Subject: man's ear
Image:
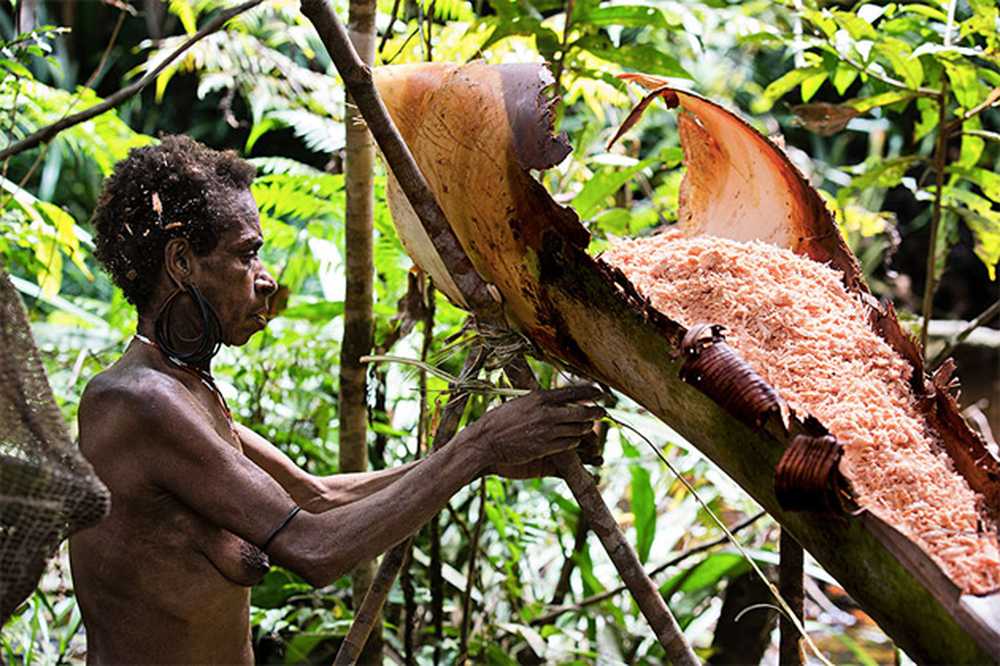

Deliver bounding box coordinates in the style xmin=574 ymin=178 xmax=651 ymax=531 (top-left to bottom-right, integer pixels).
xmin=163 ymin=238 xmax=193 ymax=286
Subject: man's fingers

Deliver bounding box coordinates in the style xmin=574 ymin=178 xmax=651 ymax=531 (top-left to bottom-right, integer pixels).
xmin=549 ymin=422 xmax=596 ymax=440
xmin=540 ymin=384 xmax=604 ymax=405
xmin=551 ymin=404 xmax=606 ymax=423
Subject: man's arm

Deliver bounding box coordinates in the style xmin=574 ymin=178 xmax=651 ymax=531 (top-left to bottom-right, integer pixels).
xmin=236 ymin=422 xmax=420 ymax=512
xmin=114 ymin=377 xmax=602 ymax=587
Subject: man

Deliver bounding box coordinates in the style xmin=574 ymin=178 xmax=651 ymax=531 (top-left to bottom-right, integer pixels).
xmin=69 ymin=136 xmax=604 ymax=664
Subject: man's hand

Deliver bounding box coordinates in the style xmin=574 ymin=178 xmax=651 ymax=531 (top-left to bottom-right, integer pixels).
xmin=465 ymin=385 xmax=606 ymax=470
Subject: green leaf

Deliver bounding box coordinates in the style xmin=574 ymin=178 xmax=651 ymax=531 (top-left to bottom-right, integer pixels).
xmin=760 ymin=67 xmax=825 ymax=112
xmin=0 ymin=58 xmax=30 ymax=78
xmin=661 ymin=552 xmax=749 ymax=598
xmin=577 ymin=5 xmax=678 ymax=30
xmin=575 ymin=37 xmax=691 ymax=80
xmin=572 ymin=157 xmax=655 ymax=220
xmin=914 ymin=97 xmax=938 ymax=141
xmin=876 ymin=38 xmax=923 ymax=89
xmin=943 ymin=189 xmax=999 ymax=279
xmin=961 ymin=168 xmax=1000 ymax=203
xmin=833 ymin=10 xmax=878 ymax=40
xmin=850 ymin=156 xmax=921 ymax=190
xmin=800 ymin=71 xmax=827 ymax=102
xmin=832 ymin=63 xmax=858 ymax=95
xmin=847 ymin=89 xmax=916 ymax=113
xmin=629 ymin=463 xmax=656 ymax=563
xmin=943 ymin=60 xmax=985 ymax=109
xmin=957 ymin=117 xmax=986 ymax=168
xmin=280 ymin=300 xmax=344 ymax=321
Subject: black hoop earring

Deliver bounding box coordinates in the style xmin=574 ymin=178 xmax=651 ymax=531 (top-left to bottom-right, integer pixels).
xmin=154 ymin=283 xmax=222 ymax=366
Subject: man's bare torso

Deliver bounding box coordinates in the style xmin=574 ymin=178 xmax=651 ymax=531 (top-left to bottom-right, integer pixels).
xmin=70 ymin=343 xmax=268 ymax=665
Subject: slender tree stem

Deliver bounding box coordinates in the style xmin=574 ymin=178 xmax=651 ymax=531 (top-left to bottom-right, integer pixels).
xmin=0 ymin=0 xmax=265 ymax=162
xmin=457 ymin=479 xmax=487 ymax=662
xmin=930 ymin=298 xmax=1000 ymax=368
xmin=779 ymin=529 xmax=805 ymax=666
xmin=920 ymin=85 xmax=951 ymax=354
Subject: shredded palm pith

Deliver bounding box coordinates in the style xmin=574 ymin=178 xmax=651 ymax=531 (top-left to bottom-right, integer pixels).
xmin=604 ymin=229 xmax=1000 ymax=594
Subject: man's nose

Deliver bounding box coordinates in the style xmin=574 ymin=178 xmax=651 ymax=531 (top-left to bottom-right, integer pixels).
xmin=255 ymin=271 xmax=278 ymax=297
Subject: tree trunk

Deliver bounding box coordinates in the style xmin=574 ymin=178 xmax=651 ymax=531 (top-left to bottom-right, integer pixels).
xmin=339 ymin=0 xmax=379 ymax=660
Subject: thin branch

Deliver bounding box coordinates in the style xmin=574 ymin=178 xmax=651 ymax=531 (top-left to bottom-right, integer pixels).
xmin=0 ymin=0 xmax=265 ymax=162
xmin=376 ymin=0 xmax=402 ymax=56
xmin=530 ymin=511 xmax=765 ymax=625
xmin=945 ymin=87 xmax=1000 ymax=134
xmin=921 ymin=85 xmax=951 ymax=353
xmin=550 ymin=0 xmax=575 ymax=102
xmin=930 ymin=298 xmax=1000 ymax=368
xmin=457 ymin=479 xmax=487 ymax=662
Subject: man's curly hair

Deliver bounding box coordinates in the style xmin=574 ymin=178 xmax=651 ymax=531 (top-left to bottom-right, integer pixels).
xmin=92 ymin=135 xmax=257 ymax=310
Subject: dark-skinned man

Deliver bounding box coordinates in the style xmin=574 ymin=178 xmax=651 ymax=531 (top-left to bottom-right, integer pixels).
xmin=69 ymin=136 xmax=604 ymax=664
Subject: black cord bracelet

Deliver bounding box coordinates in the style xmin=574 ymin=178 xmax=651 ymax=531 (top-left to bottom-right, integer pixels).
xmin=261 ymin=505 xmax=302 ymax=552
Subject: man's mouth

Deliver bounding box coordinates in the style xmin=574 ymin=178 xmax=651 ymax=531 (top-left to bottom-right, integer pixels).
xmin=251 ymin=311 xmax=269 ymax=326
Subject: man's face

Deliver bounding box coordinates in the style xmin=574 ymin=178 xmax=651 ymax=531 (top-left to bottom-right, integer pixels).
xmin=189 ymin=189 xmax=276 ymax=346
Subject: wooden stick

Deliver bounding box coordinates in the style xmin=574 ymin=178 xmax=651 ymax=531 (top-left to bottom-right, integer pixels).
xmin=0 ymin=0 xmax=265 ymax=162
xmin=779 ymin=528 xmax=805 ymax=666
xmin=299 ymin=2 xmax=696 ymax=662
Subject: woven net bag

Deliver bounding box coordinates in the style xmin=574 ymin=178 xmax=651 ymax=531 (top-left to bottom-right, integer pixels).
xmin=0 ymin=266 xmax=109 ymax=623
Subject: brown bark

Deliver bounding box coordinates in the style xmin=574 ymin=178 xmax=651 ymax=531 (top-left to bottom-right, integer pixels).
xmin=779 ymin=529 xmax=805 ymax=666
xmin=338 ymin=0 xmax=380 ymax=659
xmin=708 ymin=571 xmax=777 ymax=665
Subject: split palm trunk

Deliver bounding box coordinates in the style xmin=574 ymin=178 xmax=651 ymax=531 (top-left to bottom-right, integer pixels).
xmin=370 ymin=62 xmax=1000 ymax=663
xmin=339 ymin=0 xmax=381 ymax=659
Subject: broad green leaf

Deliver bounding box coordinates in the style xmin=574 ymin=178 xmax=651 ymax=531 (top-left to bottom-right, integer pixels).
xmin=847 ymin=89 xmax=916 ymax=113
xmin=850 ymin=156 xmax=921 ymax=189
xmin=629 ymin=463 xmax=655 ymax=563
xmin=876 ymin=38 xmax=923 ymax=89
xmin=800 ymin=71 xmax=827 ymax=102
xmin=572 ymin=157 xmax=655 ymax=220
xmin=832 ymin=63 xmax=858 ymax=95
xmin=957 ymin=116 xmax=985 ymax=168
xmin=942 ymin=189 xmax=999 ymax=279
xmin=943 ymin=60 xmax=985 ymax=109
xmin=914 ymin=97 xmax=938 ymax=141
xmin=279 ymin=300 xmax=345 ymax=321
xmin=960 ymin=168 xmax=1000 ymax=203
xmin=577 ymin=5 xmax=678 ymax=30
xmin=833 ymin=10 xmax=878 ymax=40
xmin=899 ymin=3 xmax=947 ymax=21
xmin=575 ymin=37 xmax=691 ymax=80
xmin=802 ymin=8 xmax=836 ymax=39
xmin=0 ymin=58 xmax=31 ymax=78
xmin=661 ymin=552 xmax=749 ymax=597
xmin=760 ymin=67 xmax=825 ymax=111
xmin=168 ymin=0 xmax=198 ymax=35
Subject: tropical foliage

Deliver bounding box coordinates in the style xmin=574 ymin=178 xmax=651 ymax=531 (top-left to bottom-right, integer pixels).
xmin=1 ymin=0 xmax=997 ymax=663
